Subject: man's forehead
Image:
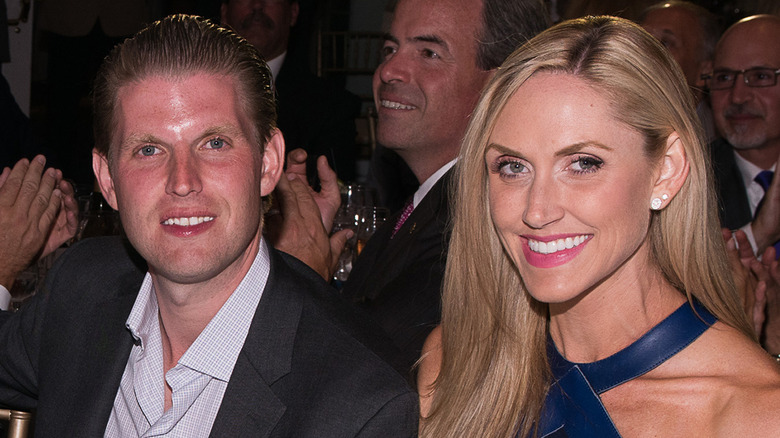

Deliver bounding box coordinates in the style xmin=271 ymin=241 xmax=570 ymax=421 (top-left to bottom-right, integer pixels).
xmin=644 ymin=7 xmax=697 ymax=32
xmin=112 ymin=73 xmax=259 ymax=147
xmin=716 ymin=18 xmax=780 ymax=65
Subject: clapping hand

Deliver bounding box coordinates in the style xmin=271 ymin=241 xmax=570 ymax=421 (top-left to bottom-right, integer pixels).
xmin=0 ymin=156 xmax=78 ymax=289
xmin=266 ymin=149 xmax=351 ymax=280
xmin=751 ymin=153 xmax=780 ymax=255
xmin=283 ymin=149 xmax=341 ymax=231
xmin=724 ymin=228 xmax=780 ymax=352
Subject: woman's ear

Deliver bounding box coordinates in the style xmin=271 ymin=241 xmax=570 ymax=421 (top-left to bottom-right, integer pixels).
xmin=650 ymin=132 xmax=689 ymax=210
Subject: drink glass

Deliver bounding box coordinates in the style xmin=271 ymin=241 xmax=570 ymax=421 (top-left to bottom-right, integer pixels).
xmin=75 ymin=192 xmax=122 ymax=241
xmin=356 ymin=207 xmax=389 ymax=255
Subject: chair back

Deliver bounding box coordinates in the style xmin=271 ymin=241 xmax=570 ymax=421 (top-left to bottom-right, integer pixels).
xmin=0 ymin=409 xmax=32 ymax=438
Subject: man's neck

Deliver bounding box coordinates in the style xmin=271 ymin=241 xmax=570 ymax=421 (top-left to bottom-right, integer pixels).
xmin=152 ymin=236 xmax=262 ymax=366
xmin=397 ymin=145 xmax=458 ymax=185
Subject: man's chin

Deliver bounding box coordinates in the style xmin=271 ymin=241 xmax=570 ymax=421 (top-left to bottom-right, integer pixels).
xmin=726 ymin=132 xmax=766 ymax=150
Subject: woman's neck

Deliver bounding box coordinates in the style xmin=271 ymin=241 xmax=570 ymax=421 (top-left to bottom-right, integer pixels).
xmin=548 ymin=259 xmax=686 ymax=364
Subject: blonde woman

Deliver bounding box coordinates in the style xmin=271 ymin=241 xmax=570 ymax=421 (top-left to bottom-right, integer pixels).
xmin=418 ymin=16 xmax=780 ymax=437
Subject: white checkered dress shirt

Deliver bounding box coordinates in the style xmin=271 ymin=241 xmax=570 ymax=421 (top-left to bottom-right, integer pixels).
xmin=104 ymin=241 xmax=271 ymax=437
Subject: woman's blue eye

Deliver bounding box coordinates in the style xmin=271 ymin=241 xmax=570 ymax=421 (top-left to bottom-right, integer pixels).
xmin=570 ymin=156 xmax=603 ymax=173
xmin=499 ymin=161 xmax=526 ymax=175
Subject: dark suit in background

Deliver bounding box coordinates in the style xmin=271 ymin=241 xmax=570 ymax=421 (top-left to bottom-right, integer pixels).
xmin=342 ymin=169 xmax=453 ymax=375
xmin=275 ymin=56 xmax=361 ymax=184
xmin=39 ymin=0 xmax=153 ymax=187
xmin=0 ymin=0 xmax=37 ymax=169
xmin=710 ymin=137 xmax=753 ymax=230
xmin=0 ymin=237 xmax=418 ymax=436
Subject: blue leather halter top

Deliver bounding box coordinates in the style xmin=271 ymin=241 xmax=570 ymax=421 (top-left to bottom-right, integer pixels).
xmin=535 ymin=300 xmax=717 ymax=438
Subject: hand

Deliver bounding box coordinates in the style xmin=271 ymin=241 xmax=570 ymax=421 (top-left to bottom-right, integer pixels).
xmin=266 ymin=172 xmax=352 ymax=280
xmin=285 ymin=148 xmax=341 ymax=232
xmin=0 ymin=156 xmax=72 ymax=289
xmin=760 ymin=246 xmax=780 ymax=353
xmin=40 ymin=178 xmax=78 ymax=258
xmin=750 ymin=154 xmax=780 ymax=254
xmin=724 ymin=229 xmax=766 ymax=336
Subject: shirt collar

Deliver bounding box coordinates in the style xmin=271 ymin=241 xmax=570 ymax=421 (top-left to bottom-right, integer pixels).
xmin=413 ymin=158 xmax=457 ymax=208
xmin=125 ymin=239 xmax=272 ymax=381
xmin=733 ymin=150 xmax=776 ymax=190
xmin=126 ymin=273 xmax=157 ymax=350
xmin=266 ymin=52 xmax=286 ymax=83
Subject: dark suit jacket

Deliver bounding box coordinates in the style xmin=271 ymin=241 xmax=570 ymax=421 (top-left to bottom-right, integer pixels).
xmin=0 ymin=237 xmax=418 ymax=436
xmin=342 ymin=170 xmax=452 ymax=376
xmin=275 ymin=58 xmax=361 ymax=183
xmin=710 ymin=137 xmax=753 ymax=230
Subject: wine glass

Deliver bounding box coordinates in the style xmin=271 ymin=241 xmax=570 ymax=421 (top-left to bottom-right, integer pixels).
xmin=331 ymin=184 xmax=379 ymax=286
xmin=331 ymin=206 xmax=359 ymax=285
xmin=356 ymin=207 xmax=389 ymax=255
xmin=75 ymin=192 xmax=122 ymax=241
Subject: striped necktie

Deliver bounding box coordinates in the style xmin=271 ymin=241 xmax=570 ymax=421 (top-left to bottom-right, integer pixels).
xmin=391 ymin=199 xmax=414 ymax=238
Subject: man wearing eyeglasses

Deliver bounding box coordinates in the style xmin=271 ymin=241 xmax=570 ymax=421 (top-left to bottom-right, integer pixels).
xmin=707 ymin=15 xmax=780 ymax=356
xmin=707 ymin=15 xmax=780 ymax=260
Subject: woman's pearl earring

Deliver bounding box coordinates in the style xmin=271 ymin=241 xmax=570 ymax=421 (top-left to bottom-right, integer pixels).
xmin=651 ymin=194 xmax=669 ymax=210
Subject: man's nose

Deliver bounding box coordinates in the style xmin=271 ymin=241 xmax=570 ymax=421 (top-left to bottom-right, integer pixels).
xmin=165 ymin=151 xmax=203 ymax=197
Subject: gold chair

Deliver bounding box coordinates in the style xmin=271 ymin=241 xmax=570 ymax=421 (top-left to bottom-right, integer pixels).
xmin=0 ymin=409 xmax=32 ymax=438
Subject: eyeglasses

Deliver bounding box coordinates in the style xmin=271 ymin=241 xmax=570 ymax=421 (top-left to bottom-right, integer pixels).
xmin=701 ymin=67 xmax=780 ymax=90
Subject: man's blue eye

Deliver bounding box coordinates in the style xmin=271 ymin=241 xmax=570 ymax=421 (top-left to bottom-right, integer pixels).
xmin=208 ymin=138 xmax=225 ymax=149
xmin=140 ymin=146 xmax=157 ymax=156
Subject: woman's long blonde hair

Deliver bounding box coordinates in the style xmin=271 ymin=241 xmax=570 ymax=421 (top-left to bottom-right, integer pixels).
xmin=422 ymin=16 xmax=753 ymax=438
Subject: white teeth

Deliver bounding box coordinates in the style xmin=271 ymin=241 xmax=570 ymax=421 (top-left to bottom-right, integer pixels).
xmin=528 ymin=235 xmax=590 ymax=254
xmin=163 ymin=216 xmax=214 ymax=226
xmin=380 ymin=99 xmax=415 ymax=110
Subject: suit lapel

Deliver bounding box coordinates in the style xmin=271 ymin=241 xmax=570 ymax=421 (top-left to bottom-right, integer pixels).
xmin=68 ymin=292 xmax=137 ymax=435
xmin=40 ymin=247 xmax=143 ymax=436
xmin=711 ymin=138 xmax=752 ymax=229
xmin=210 ymin=250 xmax=302 ymax=437
xmin=344 ymin=169 xmax=452 ymax=301
xmin=392 ymin=169 xmax=450 ymax=243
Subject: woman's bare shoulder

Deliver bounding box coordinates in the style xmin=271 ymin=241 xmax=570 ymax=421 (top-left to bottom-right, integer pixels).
xmin=671 ymin=322 xmax=780 ymax=433
xmin=606 ymin=322 xmax=780 ymax=435
xmin=418 ymin=325 xmax=442 ymax=417
xmin=705 ymin=324 xmax=780 ymax=433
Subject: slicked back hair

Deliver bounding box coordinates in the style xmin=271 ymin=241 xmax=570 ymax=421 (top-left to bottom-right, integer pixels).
xmin=92 ymin=14 xmax=276 ymax=163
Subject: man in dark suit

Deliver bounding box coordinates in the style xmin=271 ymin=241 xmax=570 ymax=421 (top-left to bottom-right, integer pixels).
xmin=707 ymin=15 xmax=780 ymax=255
xmin=220 ymin=0 xmax=361 ymax=182
xmin=707 ymin=14 xmax=780 ymax=357
xmin=276 ymin=0 xmax=551 ymax=376
xmin=0 ymin=15 xmax=416 ymax=436
xmin=338 ymin=0 xmax=550 ymax=374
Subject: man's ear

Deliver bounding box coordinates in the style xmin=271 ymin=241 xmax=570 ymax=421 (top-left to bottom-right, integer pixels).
xmin=290 ymin=1 xmax=300 ymax=27
xmin=92 ymin=149 xmax=119 ymax=210
xmin=260 ymin=129 xmax=285 ymax=197
xmin=220 ymin=3 xmax=228 ymax=26
xmin=695 ymin=59 xmax=712 ymax=91
xmin=651 ymin=132 xmax=690 ymax=210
